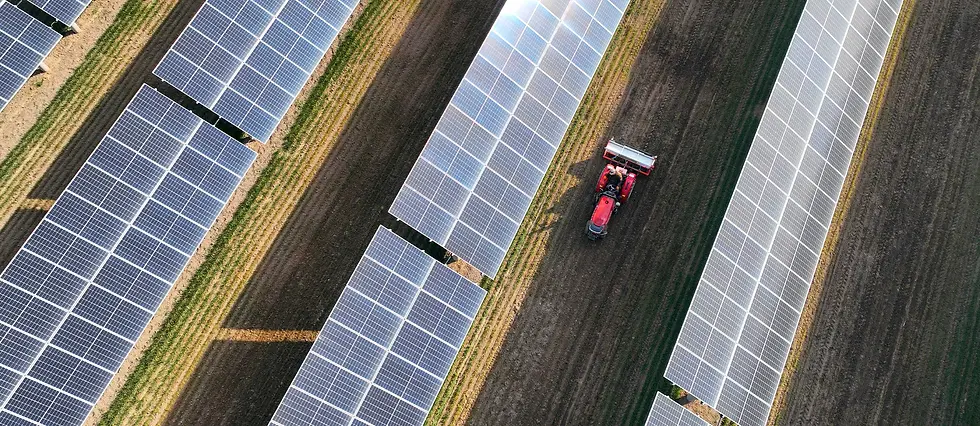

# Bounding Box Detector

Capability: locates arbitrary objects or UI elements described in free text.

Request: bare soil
[774,1,980,424]
[0,0,128,158]
[463,1,808,424]
[154,0,507,424]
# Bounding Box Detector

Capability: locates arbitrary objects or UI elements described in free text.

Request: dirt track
[775,1,980,424]
[464,0,806,424]
[159,0,505,424]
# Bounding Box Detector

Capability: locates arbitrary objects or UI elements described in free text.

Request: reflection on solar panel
[662,1,903,425]
[270,227,486,426]
[645,393,708,426]
[154,0,358,142]
[25,0,90,25]
[0,0,60,112]
[0,85,256,425]
[389,0,628,277]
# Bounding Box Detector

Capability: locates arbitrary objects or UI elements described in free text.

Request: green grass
[98,1,405,423]
[0,0,165,211]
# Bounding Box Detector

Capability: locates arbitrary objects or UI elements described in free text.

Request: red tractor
[586,138,657,240]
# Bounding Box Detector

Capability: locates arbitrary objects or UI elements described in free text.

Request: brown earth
[461,0,809,424]
[153,0,507,424]
[161,0,813,424]
[0,0,128,159]
[86,1,369,422]
[774,1,980,424]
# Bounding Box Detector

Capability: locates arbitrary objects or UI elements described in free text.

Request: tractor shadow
[466,0,803,423]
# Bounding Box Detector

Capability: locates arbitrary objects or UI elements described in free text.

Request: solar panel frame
[269,226,486,426]
[153,0,359,142]
[662,1,904,426]
[0,85,256,425]
[389,0,628,278]
[0,0,61,113]
[24,0,90,25]
[645,392,709,426]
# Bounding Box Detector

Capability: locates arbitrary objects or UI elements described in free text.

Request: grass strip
[0,0,173,221]
[424,1,670,424]
[97,1,430,423]
[765,1,916,424]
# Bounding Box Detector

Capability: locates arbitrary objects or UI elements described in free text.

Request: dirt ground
[0,0,127,159]
[774,1,980,424]
[157,0,506,424]
[464,0,808,424]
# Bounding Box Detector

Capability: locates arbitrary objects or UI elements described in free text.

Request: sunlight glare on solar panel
[0,0,61,112]
[389,0,629,278]
[270,227,486,426]
[0,85,255,425]
[154,0,358,142]
[662,1,904,425]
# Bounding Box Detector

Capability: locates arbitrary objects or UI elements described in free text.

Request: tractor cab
[586,138,657,240]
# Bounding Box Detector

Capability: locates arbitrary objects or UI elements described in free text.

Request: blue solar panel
[0,0,61,112]
[270,227,487,426]
[0,85,256,425]
[645,393,709,426]
[25,0,90,25]
[663,1,904,425]
[389,0,628,277]
[154,0,359,142]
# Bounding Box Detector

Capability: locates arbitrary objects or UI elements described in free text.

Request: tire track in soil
[428,1,673,423]
[452,1,806,425]
[96,1,506,424]
[777,0,980,424]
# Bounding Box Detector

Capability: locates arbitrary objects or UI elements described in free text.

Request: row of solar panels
[153,0,359,142]
[390,0,628,279]
[1,0,101,111]
[0,0,366,422]
[0,85,255,425]
[267,0,632,425]
[646,393,708,426]
[652,0,905,425]
[270,227,486,426]
[0,0,59,112]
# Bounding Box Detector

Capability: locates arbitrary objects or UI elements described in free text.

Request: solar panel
[269,226,487,426]
[645,393,708,426]
[24,0,90,25]
[0,0,60,112]
[662,1,903,425]
[389,0,629,277]
[153,0,358,142]
[0,84,256,425]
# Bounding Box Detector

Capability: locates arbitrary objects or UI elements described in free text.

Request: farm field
[0,0,971,425]
[0,0,128,157]
[455,0,810,424]
[773,0,980,424]
[97,0,506,424]
[0,0,200,267]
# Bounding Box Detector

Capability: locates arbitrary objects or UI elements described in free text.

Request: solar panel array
[389,0,628,277]
[662,0,903,425]
[154,0,358,142]
[0,0,60,112]
[645,393,708,426]
[0,85,255,425]
[25,0,90,25]
[270,227,486,426]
